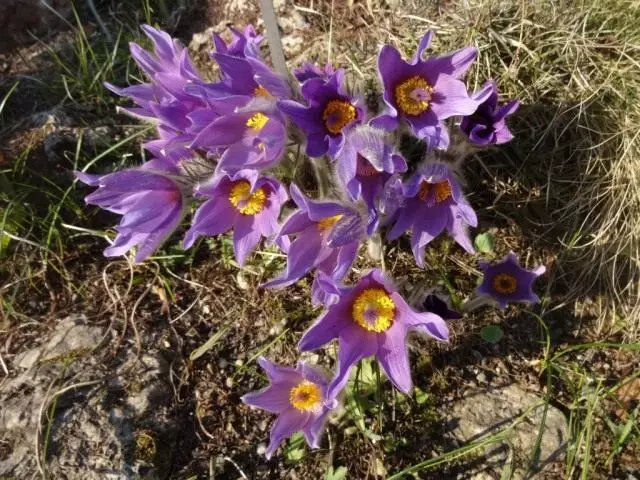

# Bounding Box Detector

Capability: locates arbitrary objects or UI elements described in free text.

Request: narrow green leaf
[189,326,230,361]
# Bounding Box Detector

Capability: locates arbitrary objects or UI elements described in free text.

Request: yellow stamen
[289,381,322,412]
[395,76,433,116]
[317,214,343,232]
[228,181,267,215]
[418,181,452,203]
[322,99,357,134]
[492,273,518,295]
[246,112,269,131]
[253,85,272,98]
[352,288,395,332]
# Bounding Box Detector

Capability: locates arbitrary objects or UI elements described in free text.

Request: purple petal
[298,302,351,351]
[328,324,379,398]
[266,408,312,459]
[233,215,262,265]
[377,322,412,393]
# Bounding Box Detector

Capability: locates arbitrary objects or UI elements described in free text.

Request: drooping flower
[422,294,463,320]
[460,81,519,145]
[476,252,546,309]
[242,357,339,459]
[212,25,263,60]
[386,162,477,266]
[293,62,335,83]
[278,69,363,157]
[372,31,480,149]
[183,170,287,265]
[335,125,407,233]
[262,185,366,289]
[75,158,186,263]
[298,269,449,396]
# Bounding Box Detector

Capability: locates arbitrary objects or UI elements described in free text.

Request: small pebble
[257,443,266,455]
[476,372,488,384]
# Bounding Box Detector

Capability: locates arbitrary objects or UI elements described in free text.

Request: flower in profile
[293,62,335,83]
[242,357,339,459]
[476,252,546,309]
[212,25,263,59]
[262,185,366,289]
[183,170,287,265]
[386,162,477,266]
[298,269,448,396]
[336,125,407,233]
[278,69,363,157]
[75,159,186,263]
[372,31,479,149]
[460,81,519,145]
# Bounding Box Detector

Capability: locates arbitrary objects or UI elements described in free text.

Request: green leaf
[415,388,430,405]
[474,232,495,254]
[285,432,306,464]
[189,326,230,361]
[480,325,504,343]
[326,466,348,480]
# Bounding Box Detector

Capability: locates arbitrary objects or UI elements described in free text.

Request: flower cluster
[77,25,543,458]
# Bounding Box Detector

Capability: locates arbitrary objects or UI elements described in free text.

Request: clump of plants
[76,22,545,459]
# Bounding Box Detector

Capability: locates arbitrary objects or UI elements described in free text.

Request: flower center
[395,76,433,116]
[317,214,343,232]
[289,381,322,412]
[228,181,267,215]
[253,85,272,98]
[492,273,518,295]
[322,99,357,135]
[356,154,379,177]
[352,288,395,332]
[418,180,452,203]
[246,112,269,131]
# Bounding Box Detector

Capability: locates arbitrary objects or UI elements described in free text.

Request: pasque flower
[476,252,546,309]
[242,357,339,459]
[75,158,186,263]
[278,69,363,157]
[336,125,407,234]
[293,62,335,83]
[372,31,479,149]
[262,185,366,289]
[183,170,287,265]
[298,269,448,396]
[460,81,519,145]
[212,25,263,60]
[386,162,477,266]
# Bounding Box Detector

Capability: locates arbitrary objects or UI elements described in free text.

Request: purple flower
[293,63,335,83]
[298,269,448,396]
[386,162,477,266]
[476,252,546,309]
[460,81,519,145]
[212,25,263,60]
[105,25,204,120]
[242,357,339,459]
[183,170,287,265]
[190,101,287,173]
[372,31,479,149]
[262,185,366,289]
[336,125,407,234]
[75,159,186,262]
[278,69,363,157]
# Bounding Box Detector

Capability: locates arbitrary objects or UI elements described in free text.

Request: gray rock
[0,315,177,479]
[448,384,568,479]
[14,314,103,369]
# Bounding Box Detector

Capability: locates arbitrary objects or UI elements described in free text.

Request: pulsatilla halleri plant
[77,24,544,458]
